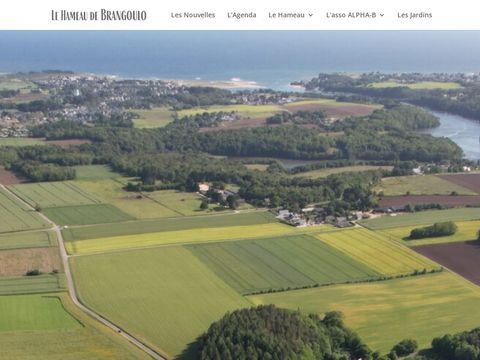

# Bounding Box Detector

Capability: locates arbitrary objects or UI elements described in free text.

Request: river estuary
[423,110,480,161]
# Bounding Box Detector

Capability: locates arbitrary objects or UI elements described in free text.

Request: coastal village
[0,72,298,137]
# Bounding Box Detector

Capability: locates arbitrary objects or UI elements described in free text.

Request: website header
[2,0,479,30]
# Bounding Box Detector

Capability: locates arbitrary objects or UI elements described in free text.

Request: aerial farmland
[1,68,480,360]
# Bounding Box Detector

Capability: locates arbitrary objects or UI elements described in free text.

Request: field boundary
[0,185,166,360]
[66,224,344,256]
[244,269,443,296]
[111,178,185,217]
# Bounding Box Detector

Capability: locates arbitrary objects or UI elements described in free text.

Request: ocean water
[1,31,480,89]
[1,30,480,158]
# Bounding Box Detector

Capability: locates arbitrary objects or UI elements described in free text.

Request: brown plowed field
[439,174,480,194]
[0,247,62,276]
[0,167,26,185]
[379,195,480,208]
[414,241,480,285]
[44,139,91,147]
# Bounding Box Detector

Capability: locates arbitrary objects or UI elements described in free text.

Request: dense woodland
[196,305,480,360]
[0,87,469,210]
[197,305,372,360]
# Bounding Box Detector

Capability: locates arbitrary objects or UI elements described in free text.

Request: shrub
[391,339,418,356]
[26,269,41,276]
[410,221,457,239]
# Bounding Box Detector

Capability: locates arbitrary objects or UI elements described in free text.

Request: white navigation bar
[1,0,479,30]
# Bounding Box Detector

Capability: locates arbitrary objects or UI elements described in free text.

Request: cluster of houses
[0,73,310,139]
[199,182,368,228]
[233,92,299,106]
[413,165,472,175]
[276,208,363,228]
[36,75,183,110]
[0,74,188,133]
[198,183,244,206]
[0,111,46,137]
[0,126,29,138]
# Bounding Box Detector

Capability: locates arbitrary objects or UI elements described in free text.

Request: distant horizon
[1,31,480,90]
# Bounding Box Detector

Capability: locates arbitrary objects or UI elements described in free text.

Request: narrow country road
[1,185,167,360]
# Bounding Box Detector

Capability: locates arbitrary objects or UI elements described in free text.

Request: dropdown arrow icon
[380,13,384,16]
[309,13,313,17]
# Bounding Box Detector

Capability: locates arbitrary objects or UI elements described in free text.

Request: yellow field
[178,99,380,116]
[282,98,380,109]
[131,107,174,129]
[293,165,393,179]
[375,175,476,196]
[245,164,269,171]
[66,223,337,255]
[177,104,280,119]
[316,228,436,275]
[381,220,480,246]
[367,81,463,90]
[247,272,480,353]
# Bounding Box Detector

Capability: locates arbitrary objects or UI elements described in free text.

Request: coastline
[171,78,262,89]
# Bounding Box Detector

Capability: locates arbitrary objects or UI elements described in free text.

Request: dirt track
[0,184,166,360]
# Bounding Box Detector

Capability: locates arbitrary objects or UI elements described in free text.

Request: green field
[381,220,480,246]
[367,81,463,90]
[71,246,250,358]
[66,222,331,255]
[248,272,480,352]
[282,98,380,110]
[178,104,280,119]
[0,137,45,147]
[0,188,49,233]
[145,190,204,216]
[0,79,38,91]
[0,274,65,295]
[189,235,379,294]
[177,98,378,121]
[0,292,150,360]
[0,231,56,250]
[316,228,435,275]
[74,179,178,219]
[375,175,476,196]
[294,165,393,179]
[62,211,276,241]
[9,181,102,208]
[131,107,174,128]
[43,204,134,226]
[360,207,480,230]
[0,293,79,331]
[73,165,120,180]
[244,164,269,171]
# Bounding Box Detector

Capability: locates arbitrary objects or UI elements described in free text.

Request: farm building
[198,183,210,192]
